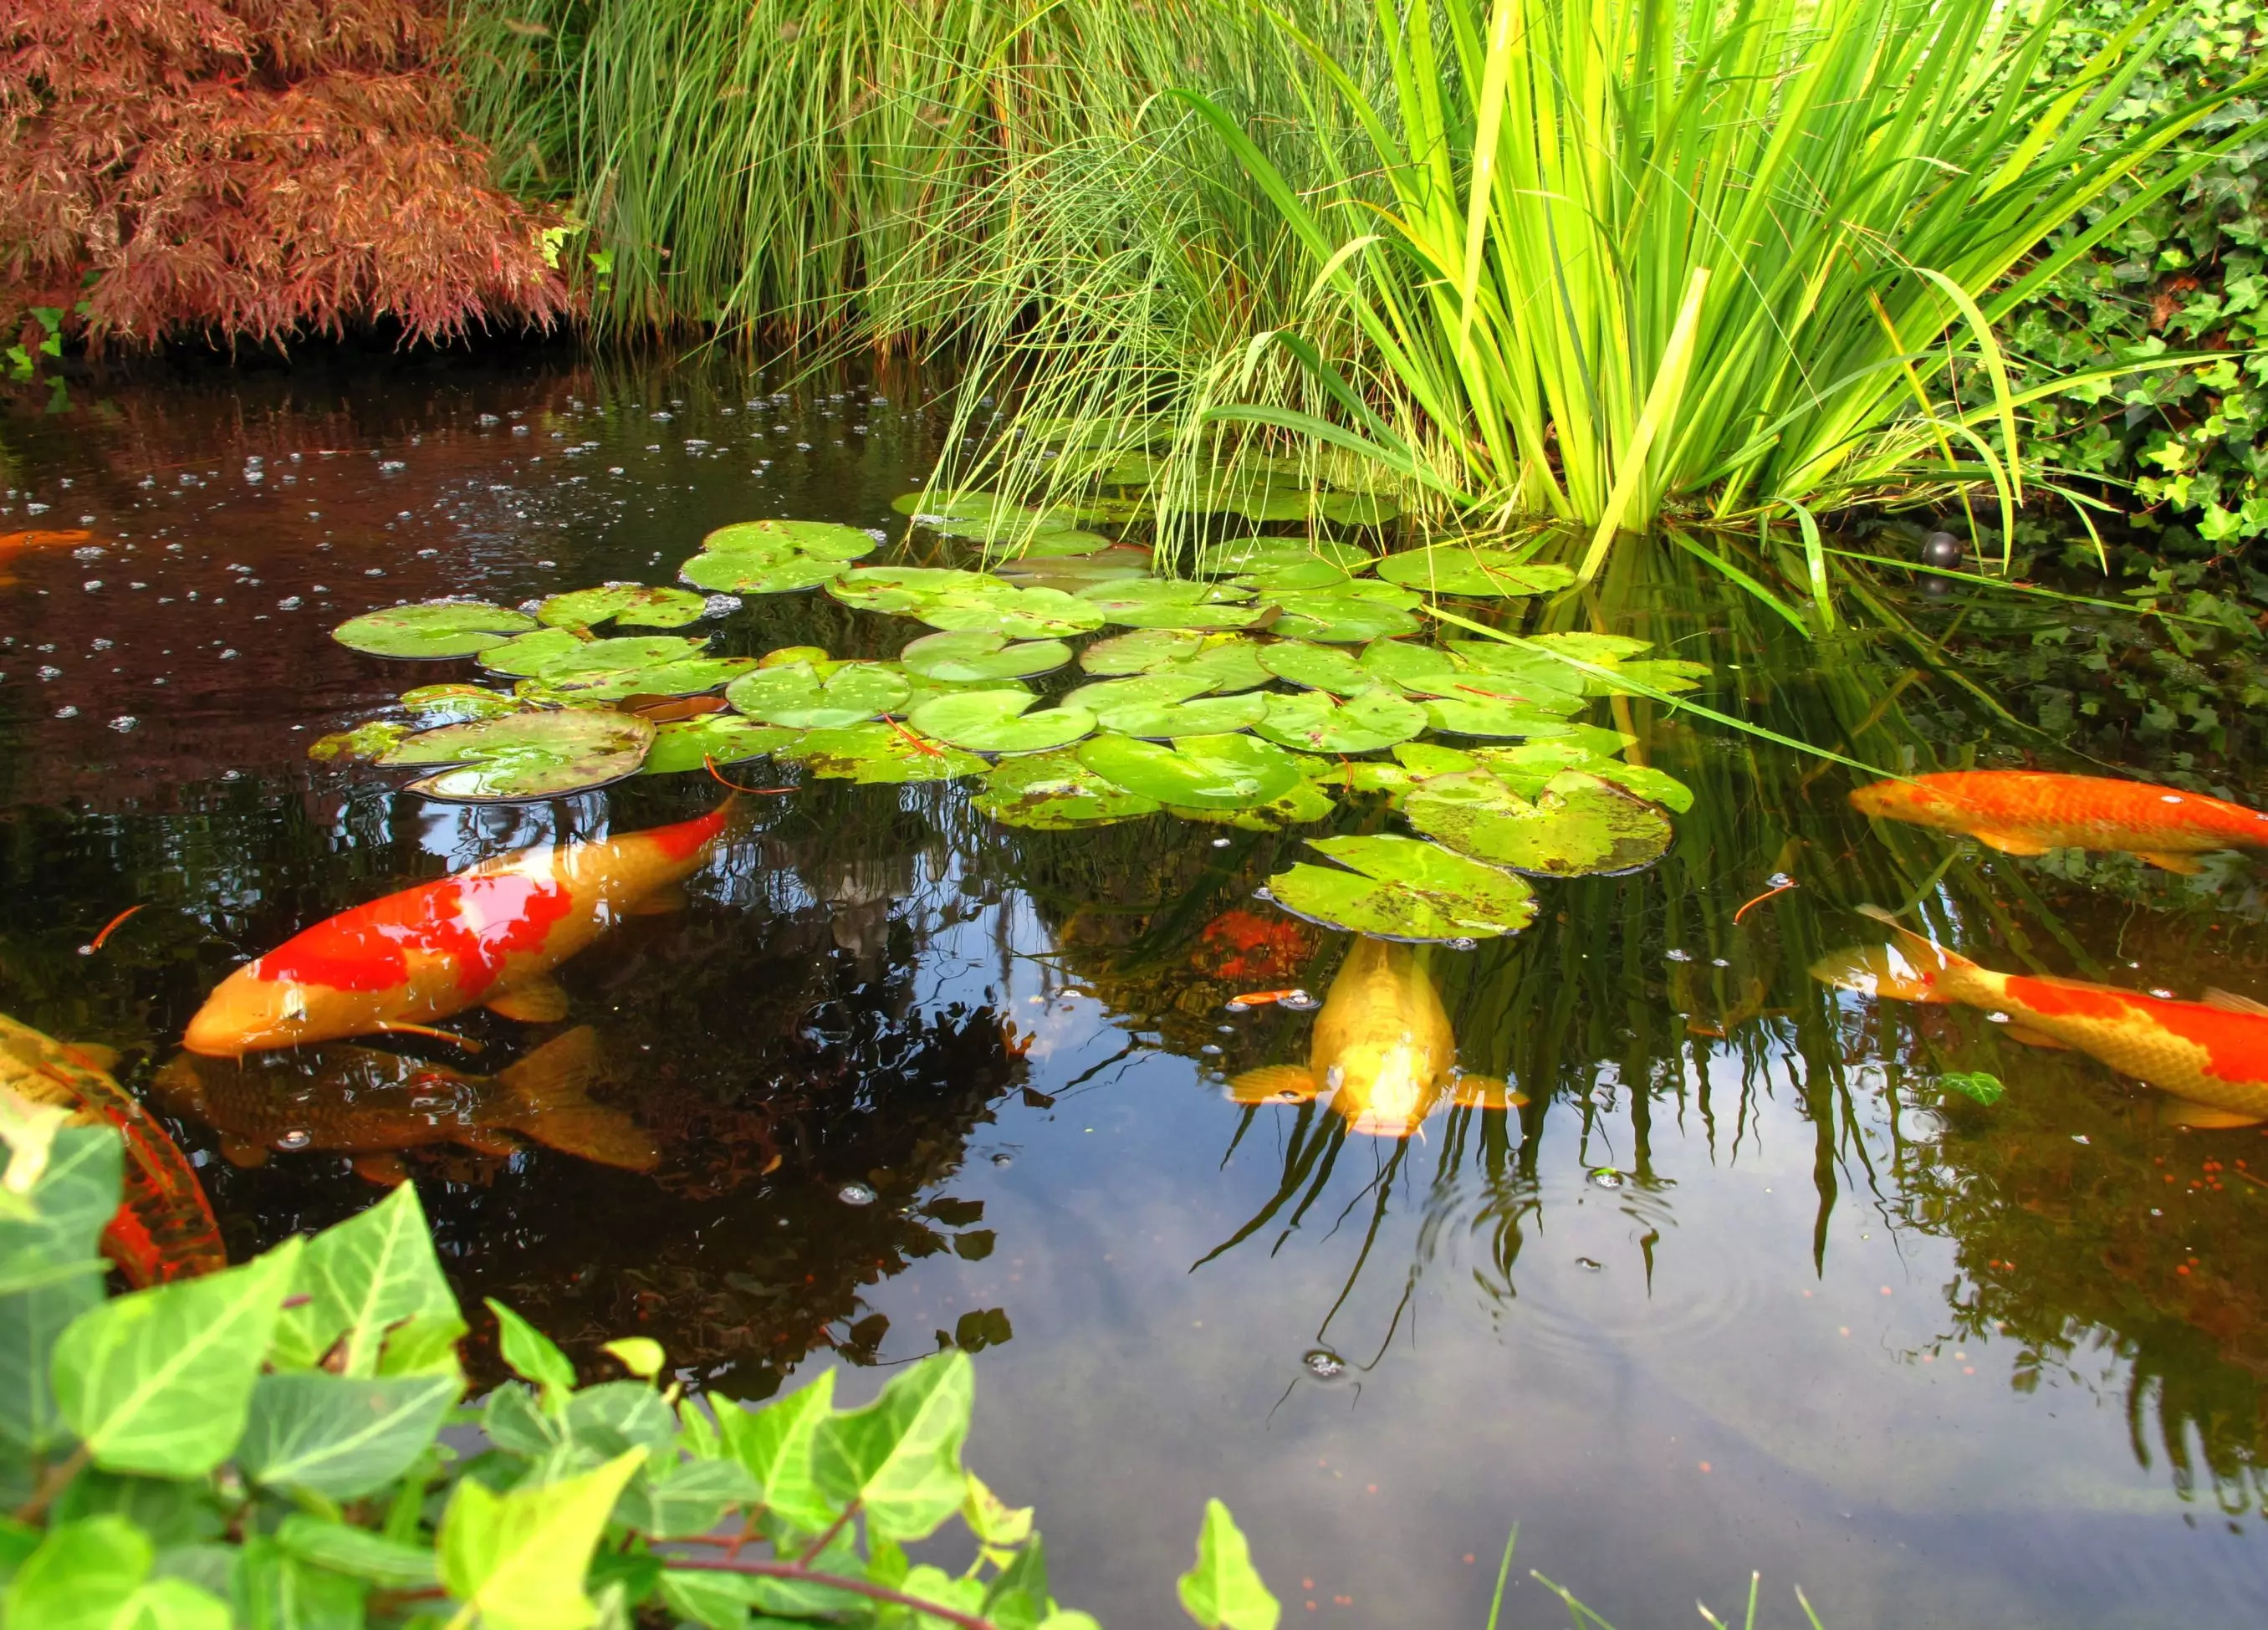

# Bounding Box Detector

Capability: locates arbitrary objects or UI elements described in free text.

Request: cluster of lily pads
[317,505,1706,941]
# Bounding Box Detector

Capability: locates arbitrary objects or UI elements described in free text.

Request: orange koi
[1,1014,224,1285]
[1850,770,2268,873]
[1196,907,1315,983]
[1812,906,2268,1127]
[0,529,94,554]
[182,800,742,1057]
[1226,989,1307,1009]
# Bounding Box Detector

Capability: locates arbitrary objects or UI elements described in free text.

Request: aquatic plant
[0,1100,1279,1630]
[0,0,570,346]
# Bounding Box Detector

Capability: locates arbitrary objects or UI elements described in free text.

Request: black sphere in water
[1920,530,1963,570]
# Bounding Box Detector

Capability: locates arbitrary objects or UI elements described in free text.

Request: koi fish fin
[1450,1075,1528,1111]
[354,1155,411,1186]
[373,1021,483,1054]
[1968,829,2052,857]
[485,976,570,1024]
[63,1041,121,1072]
[2203,988,2268,1017]
[458,1128,523,1158]
[626,881,691,917]
[1808,943,1954,1004]
[2001,1023,2072,1050]
[497,1026,658,1172]
[2134,850,2205,875]
[1228,1065,1321,1106]
[2160,1099,2265,1130]
[220,1136,269,1168]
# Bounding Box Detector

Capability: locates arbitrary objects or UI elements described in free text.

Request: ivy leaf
[812,1349,974,1543]
[52,1239,303,1478]
[0,1123,116,1454]
[4,1515,232,1630]
[230,1534,370,1630]
[1177,1500,1280,1630]
[616,1458,761,1539]
[273,1183,457,1377]
[273,1515,438,1590]
[487,1299,577,1400]
[437,1449,643,1630]
[714,1367,836,1533]
[237,1372,459,1500]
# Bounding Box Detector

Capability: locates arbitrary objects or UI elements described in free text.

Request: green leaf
[0,1126,113,1453]
[238,1372,458,1500]
[231,1535,369,1630]
[812,1349,974,1543]
[1267,590,1419,643]
[917,584,1106,640]
[537,585,708,631]
[681,551,845,595]
[1073,578,1268,631]
[308,722,412,764]
[1357,640,1459,692]
[702,519,878,562]
[1418,696,1586,737]
[640,717,802,776]
[564,1382,675,1457]
[1087,692,1268,740]
[437,1449,642,1630]
[1062,673,1210,713]
[615,1457,759,1539]
[1177,1500,1279,1630]
[377,712,656,802]
[1376,547,1576,598]
[898,631,1072,683]
[5,1515,150,1630]
[53,1238,302,1478]
[1252,688,1428,754]
[713,1368,835,1533]
[544,655,759,702]
[1939,1071,2006,1106]
[983,1532,1050,1630]
[1256,641,1369,694]
[1077,628,1208,675]
[656,1569,754,1630]
[1266,835,1537,942]
[905,691,1096,754]
[776,722,988,784]
[600,1337,665,1380]
[50,1469,226,1550]
[1077,733,1305,810]
[474,628,595,677]
[274,1515,438,1590]
[1402,770,1673,876]
[486,1300,576,1397]
[726,662,911,729]
[274,1183,457,1377]
[331,601,536,660]
[505,634,712,686]
[973,751,1163,830]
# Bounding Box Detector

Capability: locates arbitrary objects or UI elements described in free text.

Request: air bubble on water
[477,413,501,426]
[72,545,105,561]
[1576,1257,1603,1271]
[219,649,238,660]
[1211,836,1231,848]
[1277,989,1320,1012]
[83,580,101,592]
[109,717,137,733]
[1301,1348,1346,1380]
[990,1152,1014,1168]
[220,769,241,780]
[1217,1024,1236,1034]
[1252,887,1273,902]
[837,1182,877,1207]
[1588,1168,1625,1189]
[1448,937,1478,952]
[1200,1044,1223,1055]
[36,666,60,681]
[54,706,77,718]
[1664,948,1693,962]
[1710,958,1731,968]
[275,1130,312,1151]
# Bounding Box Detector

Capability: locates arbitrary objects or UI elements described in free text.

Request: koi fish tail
[1809,907,1975,1004]
[495,1026,660,1173]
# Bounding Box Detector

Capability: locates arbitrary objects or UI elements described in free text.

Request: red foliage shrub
[0,0,572,347]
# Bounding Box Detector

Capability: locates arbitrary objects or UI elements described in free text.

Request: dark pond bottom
[3,351,2262,1627]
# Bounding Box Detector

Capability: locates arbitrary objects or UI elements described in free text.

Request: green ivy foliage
[0,1098,1280,1630]
[2010,0,2268,554]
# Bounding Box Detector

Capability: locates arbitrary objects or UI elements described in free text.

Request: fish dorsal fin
[2202,987,2268,1017]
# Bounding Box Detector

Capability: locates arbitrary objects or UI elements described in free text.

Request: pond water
[3,352,2264,1627]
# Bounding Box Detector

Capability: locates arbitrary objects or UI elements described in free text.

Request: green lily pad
[990,551,1154,593]
[1082,452,1170,488]
[702,519,880,562]
[1265,835,1536,942]
[1472,742,1693,811]
[549,656,759,701]
[521,635,713,683]
[537,585,709,630]
[1257,641,1371,694]
[1315,491,1401,526]
[400,684,523,723]
[1073,578,1267,631]
[1587,658,1711,696]
[828,566,976,614]
[1420,694,1585,737]
[760,645,830,668]
[1232,559,1366,593]
[1939,1071,2006,1106]
[1088,692,1268,739]
[905,690,1097,754]
[1164,773,1338,831]
[899,631,1072,683]
[1402,769,1673,876]
[1354,640,1458,692]
[1198,538,1373,575]
[1377,548,1577,597]
[1063,673,1212,712]
[920,585,1106,640]
[727,662,912,729]
[1524,632,1654,663]
[992,529,1116,558]
[776,721,988,784]
[972,750,1162,829]
[682,552,846,595]
[1254,687,1429,754]
[1269,589,1421,643]
[1079,628,1207,674]
[309,721,411,762]
[377,711,656,802]
[640,716,804,775]
[1075,733,1305,810]
[1393,742,1481,776]
[333,600,538,659]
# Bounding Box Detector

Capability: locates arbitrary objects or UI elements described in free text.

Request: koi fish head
[1331,1035,1443,1138]
[181,962,389,1056]
[1848,778,1963,830]
[1808,906,1974,1004]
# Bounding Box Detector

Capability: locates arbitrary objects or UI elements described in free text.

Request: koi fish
[1849,770,2268,874]
[1228,937,1522,1137]
[0,1013,225,1285]
[155,1025,656,1182]
[182,800,739,1056]
[0,529,94,555]
[1195,907,1315,983]
[1812,906,2268,1127]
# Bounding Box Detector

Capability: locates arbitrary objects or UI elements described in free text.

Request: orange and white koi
[182,800,740,1057]
[1229,938,1521,1137]
[1812,906,2268,1127]
[1850,770,2268,873]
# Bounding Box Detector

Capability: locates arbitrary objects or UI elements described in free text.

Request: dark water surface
[3,353,2264,1627]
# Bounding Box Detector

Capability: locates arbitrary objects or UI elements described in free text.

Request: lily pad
[1074,578,1268,631]
[1420,694,1585,738]
[1254,687,1429,754]
[400,684,523,723]
[1377,548,1577,598]
[309,721,411,762]
[727,662,912,729]
[1269,589,1422,643]
[548,656,758,702]
[1063,673,1212,712]
[1088,692,1268,739]
[702,519,879,562]
[990,550,1153,592]
[1393,742,1482,777]
[333,600,537,660]
[919,585,1106,640]
[474,630,620,678]
[905,690,1097,754]
[1523,632,1654,663]
[1473,742,1693,811]
[899,631,1072,683]
[377,711,656,802]
[640,716,804,775]
[682,552,846,595]
[513,636,716,688]
[537,585,708,630]
[1231,559,1365,593]
[1402,769,1673,876]
[991,529,1116,558]
[1079,628,1208,675]
[776,722,988,784]
[828,566,976,615]
[973,751,1162,829]
[1163,774,1338,831]
[1076,733,1305,810]
[1357,640,1460,692]
[1266,835,1536,942]
[1197,538,1373,575]
[1586,657,1711,696]
[1315,491,1402,526]
[1258,641,1371,694]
